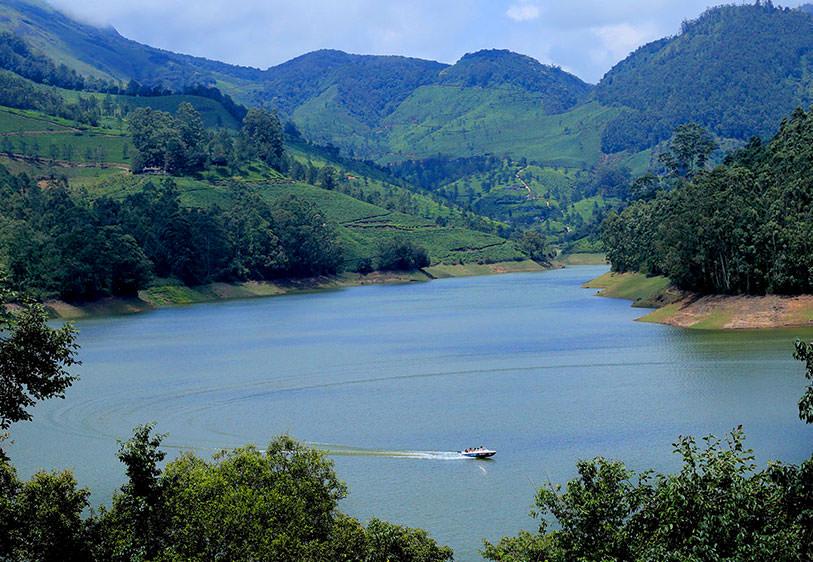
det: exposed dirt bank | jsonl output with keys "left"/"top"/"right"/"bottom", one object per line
{"left": 585, "top": 271, "right": 813, "bottom": 330}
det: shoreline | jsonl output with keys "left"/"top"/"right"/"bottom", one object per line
{"left": 44, "top": 259, "right": 555, "bottom": 320}
{"left": 584, "top": 271, "right": 813, "bottom": 330}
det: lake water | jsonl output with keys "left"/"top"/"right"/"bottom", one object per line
{"left": 9, "top": 266, "right": 813, "bottom": 561}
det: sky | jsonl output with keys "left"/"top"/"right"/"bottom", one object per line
{"left": 47, "top": 0, "right": 806, "bottom": 84}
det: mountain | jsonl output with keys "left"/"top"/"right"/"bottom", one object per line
{"left": 2, "top": 0, "right": 813, "bottom": 173}
{"left": 596, "top": 2, "right": 813, "bottom": 153}
{"left": 259, "top": 50, "right": 447, "bottom": 125}
{"left": 277, "top": 48, "right": 597, "bottom": 163}
{"left": 0, "top": 0, "right": 263, "bottom": 88}
{"left": 0, "top": 1, "right": 597, "bottom": 163}
{"left": 436, "top": 49, "right": 590, "bottom": 113}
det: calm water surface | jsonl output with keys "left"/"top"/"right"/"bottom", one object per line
{"left": 10, "top": 266, "right": 813, "bottom": 561}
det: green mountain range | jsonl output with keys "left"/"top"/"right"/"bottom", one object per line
{"left": 2, "top": 0, "right": 811, "bottom": 170}
{"left": 596, "top": 3, "right": 813, "bottom": 153}
{"left": 1, "top": 0, "right": 812, "bottom": 255}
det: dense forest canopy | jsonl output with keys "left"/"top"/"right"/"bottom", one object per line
{"left": 601, "top": 107, "right": 813, "bottom": 295}
{"left": 258, "top": 50, "right": 447, "bottom": 124}
{"left": 0, "top": 170, "right": 343, "bottom": 301}
{"left": 435, "top": 49, "right": 591, "bottom": 113}
{"left": 596, "top": 2, "right": 813, "bottom": 152}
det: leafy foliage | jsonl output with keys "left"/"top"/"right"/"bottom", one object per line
{"left": 0, "top": 462, "right": 92, "bottom": 561}
{"left": 129, "top": 103, "right": 207, "bottom": 174}
{"left": 0, "top": 274, "right": 79, "bottom": 435}
{"left": 484, "top": 427, "right": 812, "bottom": 561}
{"left": 602, "top": 108, "right": 813, "bottom": 294}
{"left": 3, "top": 426, "right": 452, "bottom": 562}
{"left": 378, "top": 236, "right": 430, "bottom": 271}
{"left": 657, "top": 122, "right": 718, "bottom": 179}
{"left": 238, "top": 107, "right": 284, "bottom": 167}
{"left": 794, "top": 339, "right": 813, "bottom": 424}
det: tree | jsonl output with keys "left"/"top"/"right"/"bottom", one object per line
{"left": 378, "top": 236, "right": 430, "bottom": 271}
{"left": 517, "top": 230, "right": 551, "bottom": 265}
{"left": 483, "top": 427, "right": 804, "bottom": 561}
{"left": 4, "top": 466, "right": 91, "bottom": 561}
{"left": 793, "top": 339, "right": 813, "bottom": 424}
{"left": 99, "top": 428, "right": 453, "bottom": 562}
{"left": 128, "top": 107, "right": 176, "bottom": 173}
{"left": 0, "top": 276, "right": 79, "bottom": 449}
{"left": 102, "top": 423, "right": 172, "bottom": 561}
{"left": 173, "top": 102, "right": 206, "bottom": 173}
{"left": 239, "top": 107, "right": 284, "bottom": 167}
{"left": 271, "top": 195, "right": 343, "bottom": 276}
{"left": 658, "top": 123, "right": 718, "bottom": 179}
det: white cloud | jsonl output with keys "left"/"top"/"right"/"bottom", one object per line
{"left": 506, "top": 1, "right": 540, "bottom": 22}
{"left": 591, "top": 22, "right": 659, "bottom": 62}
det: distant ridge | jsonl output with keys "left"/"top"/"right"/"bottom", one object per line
{"left": 596, "top": 2, "right": 813, "bottom": 152}
{"left": 1, "top": 0, "right": 812, "bottom": 165}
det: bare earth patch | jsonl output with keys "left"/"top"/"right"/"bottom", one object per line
{"left": 639, "top": 294, "right": 813, "bottom": 329}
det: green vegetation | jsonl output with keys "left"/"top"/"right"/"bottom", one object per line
{"left": 583, "top": 271, "right": 673, "bottom": 308}
{"left": 0, "top": 276, "right": 78, "bottom": 443}
{"left": 597, "top": 3, "right": 813, "bottom": 152}
{"left": 1, "top": 428, "right": 453, "bottom": 562}
{"left": 0, "top": 171, "right": 345, "bottom": 301}
{"left": 9, "top": 0, "right": 813, "bottom": 249}
{"left": 483, "top": 427, "right": 812, "bottom": 562}
{"left": 602, "top": 109, "right": 813, "bottom": 295}
{"left": 484, "top": 341, "right": 813, "bottom": 561}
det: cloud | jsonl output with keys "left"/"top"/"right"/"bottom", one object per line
{"left": 506, "top": 1, "right": 540, "bottom": 22}
{"left": 591, "top": 22, "right": 660, "bottom": 62}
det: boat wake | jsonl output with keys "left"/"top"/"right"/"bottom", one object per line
{"left": 314, "top": 444, "right": 469, "bottom": 460}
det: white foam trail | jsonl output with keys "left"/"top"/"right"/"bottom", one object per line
{"left": 395, "top": 451, "right": 466, "bottom": 460}
{"left": 315, "top": 445, "right": 468, "bottom": 460}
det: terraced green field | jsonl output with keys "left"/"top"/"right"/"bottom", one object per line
{"left": 0, "top": 108, "right": 76, "bottom": 133}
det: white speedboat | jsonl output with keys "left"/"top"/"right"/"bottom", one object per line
{"left": 459, "top": 447, "right": 496, "bottom": 458}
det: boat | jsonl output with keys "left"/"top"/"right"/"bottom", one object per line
{"left": 458, "top": 446, "right": 496, "bottom": 458}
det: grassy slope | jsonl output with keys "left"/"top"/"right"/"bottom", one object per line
{"left": 380, "top": 95, "right": 620, "bottom": 166}
{"left": 0, "top": 102, "right": 525, "bottom": 270}
{"left": 582, "top": 271, "right": 674, "bottom": 307}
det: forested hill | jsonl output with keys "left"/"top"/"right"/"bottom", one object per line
{"left": 596, "top": 2, "right": 813, "bottom": 153}
{"left": 4, "top": 0, "right": 813, "bottom": 173}
{"left": 0, "top": 0, "right": 264, "bottom": 87}
{"left": 436, "top": 49, "right": 591, "bottom": 112}
{"left": 601, "top": 106, "right": 813, "bottom": 295}
{"left": 257, "top": 50, "right": 447, "bottom": 125}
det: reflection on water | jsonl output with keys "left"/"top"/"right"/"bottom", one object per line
{"left": 9, "top": 266, "right": 813, "bottom": 561}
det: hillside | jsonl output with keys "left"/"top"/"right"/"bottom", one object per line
{"left": 0, "top": 0, "right": 263, "bottom": 88}
{"left": 259, "top": 50, "right": 447, "bottom": 125}
{"left": 3, "top": 1, "right": 813, "bottom": 166}
{"left": 596, "top": 3, "right": 813, "bottom": 152}
{"left": 436, "top": 49, "right": 590, "bottom": 112}
{"left": 0, "top": 69, "right": 532, "bottom": 306}
{"left": 4, "top": 0, "right": 813, "bottom": 250}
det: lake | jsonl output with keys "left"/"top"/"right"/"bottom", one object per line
{"left": 9, "top": 265, "right": 813, "bottom": 561}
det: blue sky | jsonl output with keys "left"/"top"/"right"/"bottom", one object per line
{"left": 48, "top": 0, "right": 806, "bottom": 83}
